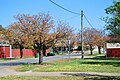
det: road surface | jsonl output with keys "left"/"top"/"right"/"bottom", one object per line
{"left": 0, "top": 53, "right": 81, "bottom": 66}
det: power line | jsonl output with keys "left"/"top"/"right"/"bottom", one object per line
{"left": 49, "top": 0, "right": 80, "bottom": 15}
{"left": 84, "top": 14, "right": 94, "bottom": 28}
{"left": 49, "top": 0, "right": 94, "bottom": 29}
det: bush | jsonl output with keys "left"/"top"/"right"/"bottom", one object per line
{"left": 77, "top": 44, "right": 82, "bottom": 51}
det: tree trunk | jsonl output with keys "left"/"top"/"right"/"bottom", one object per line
{"left": 20, "top": 45, "right": 23, "bottom": 58}
{"left": 38, "top": 44, "right": 45, "bottom": 64}
{"left": 61, "top": 47, "right": 63, "bottom": 54}
{"left": 38, "top": 50, "right": 43, "bottom": 64}
{"left": 43, "top": 45, "right": 46, "bottom": 56}
{"left": 90, "top": 45, "right": 93, "bottom": 55}
{"left": 81, "top": 50, "right": 84, "bottom": 59}
{"left": 98, "top": 46, "right": 101, "bottom": 54}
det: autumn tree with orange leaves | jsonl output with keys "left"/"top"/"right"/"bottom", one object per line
{"left": 94, "top": 30, "right": 106, "bottom": 54}
{"left": 5, "top": 12, "right": 74, "bottom": 64}
{"left": 84, "top": 28, "right": 106, "bottom": 55}
{"left": 0, "top": 25, "right": 6, "bottom": 43}
{"left": 5, "top": 22, "right": 32, "bottom": 58}
{"left": 53, "top": 21, "right": 74, "bottom": 52}
{"left": 9, "top": 13, "right": 55, "bottom": 64}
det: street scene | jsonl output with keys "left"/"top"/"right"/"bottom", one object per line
{"left": 0, "top": 0, "right": 120, "bottom": 80}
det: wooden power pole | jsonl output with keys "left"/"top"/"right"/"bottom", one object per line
{"left": 81, "top": 10, "right": 84, "bottom": 59}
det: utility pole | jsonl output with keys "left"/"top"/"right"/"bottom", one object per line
{"left": 68, "top": 40, "right": 70, "bottom": 59}
{"left": 81, "top": 10, "right": 84, "bottom": 59}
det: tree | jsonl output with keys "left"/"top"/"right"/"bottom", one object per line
{"left": 5, "top": 12, "right": 74, "bottom": 64}
{"left": 0, "top": 25, "right": 5, "bottom": 41}
{"left": 5, "top": 23, "right": 30, "bottom": 58}
{"left": 0, "top": 25, "right": 8, "bottom": 58}
{"left": 11, "top": 13, "right": 55, "bottom": 64}
{"left": 105, "top": 0, "right": 120, "bottom": 42}
{"left": 54, "top": 21, "right": 74, "bottom": 53}
{"left": 0, "top": 25, "right": 5, "bottom": 31}
{"left": 84, "top": 28, "right": 106, "bottom": 54}
{"left": 94, "top": 30, "right": 106, "bottom": 54}
{"left": 84, "top": 28, "right": 99, "bottom": 55}
{"left": 73, "top": 32, "right": 82, "bottom": 51}
{"left": 55, "top": 21, "right": 73, "bottom": 40}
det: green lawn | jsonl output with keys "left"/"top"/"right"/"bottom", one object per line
{"left": 12, "top": 56, "right": 120, "bottom": 73}
{"left": 0, "top": 76, "right": 120, "bottom": 80}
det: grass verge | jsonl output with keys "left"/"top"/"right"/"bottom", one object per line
{"left": 11, "top": 57, "right": 120, "bottom": 73}
{"left": 0, "top": 76, "right": 120, "bottom": 80}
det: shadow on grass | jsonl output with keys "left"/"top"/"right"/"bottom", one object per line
{"left": 82, "top": 62, "right": 120, "bottom": 67}
{"left": 82, "top": 56, "right": 120, "bottom": 67}
{"left": 62, "top": 73, "right": 102, "bottom": 77}
{"left": 62, "top": 73, "right": 120, "bottom": 80}
{"left": 84, "top": 76, "right": 120, "bottom": 80}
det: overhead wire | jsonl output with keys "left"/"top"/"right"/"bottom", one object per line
{"left": 49, "top": 0, "right": 80, "bottom": 15}
{"left": 84, "top": 14, "right": 99, "bottom": 33}
{"left": 49, "top": 0, "right": 94, "bottom": 29}
{"left": 83, "top": 14, "right": 94, "bottom": 29}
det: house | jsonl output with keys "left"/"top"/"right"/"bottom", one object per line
{"left": 106, "top": 43, "right": 120, "bottom": 58}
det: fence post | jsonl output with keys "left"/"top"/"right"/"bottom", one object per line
{"left": 10, "top": 45, "right": 12, "bottom": 58}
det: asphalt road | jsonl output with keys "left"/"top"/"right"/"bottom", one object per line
{"left": 0, "top": 53, "right": 81, "bottom": 66}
